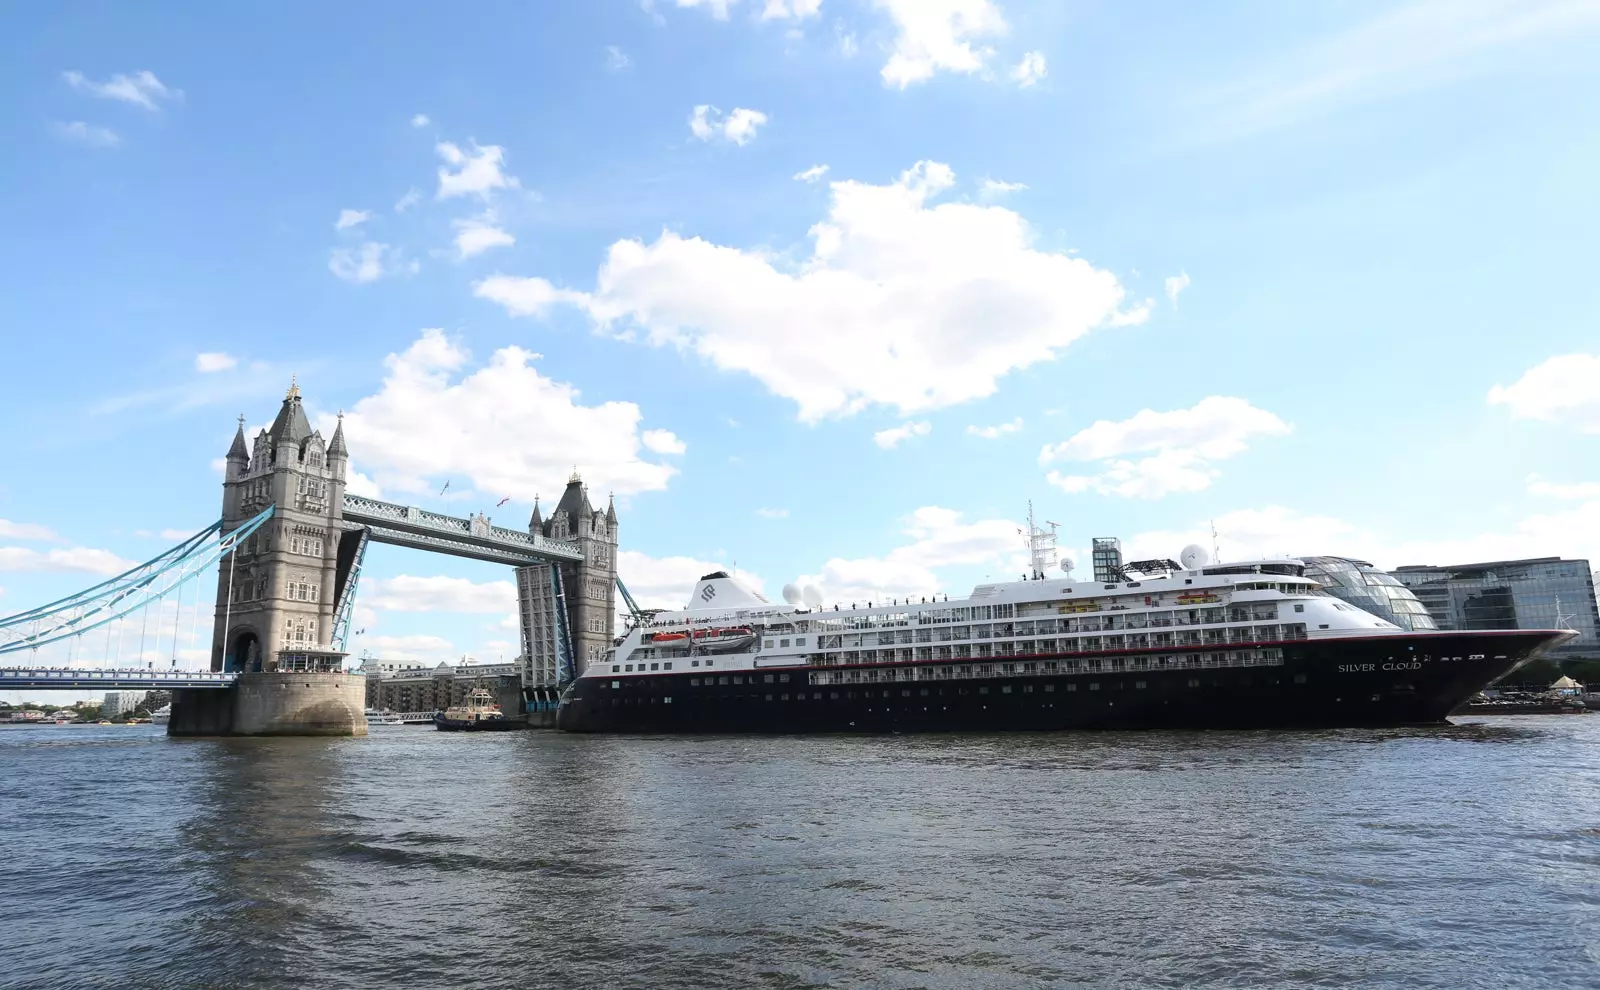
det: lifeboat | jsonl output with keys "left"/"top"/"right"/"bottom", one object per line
{"left": 650, "top": 632, "right": 687, "bottom": 643}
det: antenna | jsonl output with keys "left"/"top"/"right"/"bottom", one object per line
{"left": 1210, "top": 519, "right": 1221, "bottom": 564}
{"left": 1026, "top": 500, "right": 1059, "bottom": 579}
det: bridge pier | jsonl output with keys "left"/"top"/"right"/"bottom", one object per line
{"left": 169, "top": 671, "right": 367, "bottom": 737}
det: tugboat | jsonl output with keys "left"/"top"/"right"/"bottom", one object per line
{"left": 433, "top": 686, "right": 520, "bottom": 731}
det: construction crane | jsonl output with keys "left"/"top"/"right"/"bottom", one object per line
{"left": 616, "top": 576, "right": 645, "bottom": 623}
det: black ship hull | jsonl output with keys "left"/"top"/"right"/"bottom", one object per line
{"left": 556, "top": 630, "right": 1567, "bottom": 733}
{"left": 433, "top": 714, "right": 522, "bottom": 731}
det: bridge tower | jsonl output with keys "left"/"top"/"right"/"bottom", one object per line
{"left": 212, "top": 380, "right": 349, "bottom": 673}
{"left": 515, "top": 472, "right": 617, "bottom": 698}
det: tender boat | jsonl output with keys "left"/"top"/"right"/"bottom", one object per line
{"left": 434, "top": 687, "right": 521, "bottom": 731}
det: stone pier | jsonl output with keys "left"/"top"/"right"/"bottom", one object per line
{"left": 169, "top": 671, "right": 367, "bottom": 737}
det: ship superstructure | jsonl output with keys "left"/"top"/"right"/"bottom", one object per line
{"left": 556, "top": 539, "right": 1574, "bottom": 733}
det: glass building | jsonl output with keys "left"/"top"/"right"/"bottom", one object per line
{"left": 1391, "top": 557, "right": 1599, "bottom": 659}
{"left": 1299, "top": 557, "right": 1439, "bottom": 631}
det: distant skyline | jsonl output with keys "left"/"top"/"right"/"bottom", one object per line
{"left": 2, "top": 0, "right": 1599, "bottom": 676}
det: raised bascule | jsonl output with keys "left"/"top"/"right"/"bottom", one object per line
{"left": 0, "top": 381, "right": 618, "bottom": 736}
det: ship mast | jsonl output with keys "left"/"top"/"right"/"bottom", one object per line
{"left": 1026, "top": 501, "right": 1060, "bottom": 580}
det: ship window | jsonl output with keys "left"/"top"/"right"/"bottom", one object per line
{"left": 625, "top": 664, "right": 633, "bottom": 672}
{"left": 1294, "top": 604, "right": 1305, "bottom": 612}
{"left": 795, "top": 637, "right": 806, "bottom": 646}
{"left": 779, "top": 674, "right": 790, "bottom": 683}
{"left": 780, "top": 639, "right": 790, "bottom": 647}
{"left": 690, "top": 660, "right": 699, "bottom": 667}
{"left": 663, "top": 663, "right": 672, "bottom": 671}
{"left": 611, "top": 665, "right": 619, "bottom": 673}
{"left": 718, "top": 676, "right": 729, "bottom": 685}
{"left": 648, "top": 663, "right": 658, "bottom": 671}
{"left": 1066, "top": 683, "right": 1077, "bottom": 692}
{"left": 611, "top": 681, "right": 620, "bottom": 688}
{"left": 764, "top": 674, "right": 774, "bottom": 683}
{"left": 1044, "top": 684, "right": 1055, "bottom": 692}
{"left": 1188, "top": 678, "right": 1200, "bottom": 687}
{"left": 764, "top": 639, "right": 774, "bottom": 648}
{"left": 979, "top": 687, "right": 990, "bottom": 695}
{"left": 733, "top": 676, "right": 744, "bottom": 684}
{"left": 664, "top": 697, "right": 672, "bottom": 704}
{"left": 1136, "top": 680, "right": 1146, "bottom": 689}
{"left": 1319, "top": 624, "right": 1329, "bottom": 629}
{"left": 1001, "top": 686, "right": 1012, "bottom": 694}
{"left": 690, "top": 678, "right": 699, "bottom": 686}
{"left": 1090, "top": 682, "right": 1100, "bottom": 691}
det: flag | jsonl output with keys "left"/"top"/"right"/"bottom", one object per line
{"left": 496, "top": 496, "right": 510, "bottom": 507}
{"left": 438, "top": 480, "right": 451, "bottom": 496}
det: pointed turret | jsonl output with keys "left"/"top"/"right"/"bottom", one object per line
{"left": 268, "top": 377, "right": 314, "bottom": 448}
{"left": 225, "top": 414, "right": 250, "bottom": 481}
{"left": 528, "top": 496, "right": 543, "bottom": 536}
{"left": 605, "top": 493, "right": 617, "bottom": 526}
{"left": 328, "top": 413, "right": 348, "bottom": 458}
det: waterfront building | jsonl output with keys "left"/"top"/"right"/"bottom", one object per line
{"left": 514, "top": 473, "right": 618, "bottom": 696}
{"left": 364, "top": 660, "right": 520, "bottom": 714}
{"left": 1298, "top": 557, "right": 1439, "bottom": 631}
{"left": 101, "top": 691, "right": 148, "bottom": 717}
{"left": 1392, "top": 557, "right": 1599, "bottom": 658}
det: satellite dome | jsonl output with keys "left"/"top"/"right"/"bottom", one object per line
{"left": 1180, "top": 544, "right": 1210, "bottom": 569}
{"left": 781, "top": 583, "right": 803, "bottom": 605}
{"left": 1060, "top": 558, "right": 1075, "bottom": 575}
{"left": 801, "top": 585, "right": 824, "bottom": 609}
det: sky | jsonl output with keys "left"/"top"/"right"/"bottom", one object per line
{"left": 3, "top": 0, "right": 1599, "bottom": 686}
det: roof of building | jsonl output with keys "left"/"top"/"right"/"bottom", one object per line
{"left": 550, "top": 475, "right": 591, "bottom": 527}
{"left": 266, "top": 388, "right": 315, "bottom": 447}
{"left": 1393, "top": 557, "right": 1569, "bottom": 574}
{"left": 328, "top": 414, "right": 347, "bottom": 456}
{"left": 226, "top": 420, "right": 249, "bottom": 461}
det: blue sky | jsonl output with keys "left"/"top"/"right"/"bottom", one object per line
{"left": 3, "top": 0, "right": 1599, "bottom": 677}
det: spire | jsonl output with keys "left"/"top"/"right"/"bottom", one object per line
{"left": 528, "top": 495, "right": 543, "bottom": 534}
{"left": 286, "top": 374, "right": 301, "bottom": 400}
{"left": 328, "top": 412, "right": 348, "bottom": 457}
{"left": 227, "top": 414, "right": 249, "bottom": 461}
{"left": 605, "top": 492, "right": 617, "bottom": 525}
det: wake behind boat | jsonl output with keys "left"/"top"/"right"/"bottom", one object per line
{"left": 557, "top": 515, "right": 1575, "bottom": 734}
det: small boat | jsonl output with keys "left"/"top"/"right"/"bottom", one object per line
{"left": 434, "top": 687, "right": 521, "bottom": 732}
{"left": 151, "top": 705, "right": 171, "bottom": 726}
{"left": 364, "top": 707, "right": 405, "bottom": 727}
{"left": 650, "top": 632, "right": 687, "bottom": 642}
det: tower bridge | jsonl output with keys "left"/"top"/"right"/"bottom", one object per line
{"left": 0, "top": 381, "right": 621, "bottom": 736}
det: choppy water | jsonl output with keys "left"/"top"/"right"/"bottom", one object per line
{"left": 2, "top": 719, "right": 1598, "bottom": 990}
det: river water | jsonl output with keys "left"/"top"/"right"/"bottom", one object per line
{"left": 2, "top": 718, "right": 1598, "bottom": 990}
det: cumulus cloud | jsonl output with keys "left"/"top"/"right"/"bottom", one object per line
{"left": 436, "top": 141, "right": 520, "bottom": 200}
{"left": 668, "top": 0, "right": 739, "bottom": 18}
{"left": 329, "top": 242, "right": 414, "bottom": 283}
{"left": 795, "top": 506, "right": 1025, "bottom": 604}
{"left": 1526, "top": 474, "right": 1600, "bottom": 500}
{"left": 617, "top": 549, "right": 766, "bottom": 612}
{"left": 360, "top": 633, "right": 457, "bottom": 665}
{"left": 1011, "top": 50, "right": 1047, "bottom": 87}
{"left": 63, "top": 69, "right": 181, "bottom": 110}
{"left": 641, "top": 429, "right": 687, "bottom": 454}
{"left": 331, "top": 329, "right": 681, "bottom": 500}
{"left": 794, "top": 163, "right": 830, "bottom": 182}
{"left": 1488, "top": 353, "right": 1600, "bottom": 432}
{"left": 335, "top": 208, "right": 372, "bottom": 231}
{"left": 0, "top": 546, "right": 135, "bottom": 576}
{"left": 0, "top": 520, "right": 57, "bottom": 541}
{"left": 605, "top": 46, "right": 631, "bottom": 70}
{"left": 364, "top": 575, "right": 517, "bottom": 614}
{"left": 52, "top": 121, "right": 120, "bottom": 148}
{"left": 394, "top": 188, "right": 422, "bottom": 214}
{"left": 194, "top": 352, "right": 237, "bottom": 373}
{"left": 762, "top": 0, "right": 823, "bottom": 19}
{"left": 1165, "top": 271, "right": 1191, "bottom": 306}
{"left": 452, "top": 211, "right": 516, "bottom": 258}
{"left": 874, "top": 420, "right": 931, "bottom": 449}
{"left": 411, "top": 113, "right": 431, "bottom": 128}
{"left": 877, "top": 0, "right": 1008, "bottom": 89}
{"left": 474, "top": 160, "right": 1143, "bottom": 422}
{"left": 978, "top": 177, "right": 1027, "bottom": 200}
{"left": 689, "top": 105, "right": 769, "bottom": 145}
{"left": 967, "top": 417, "right": 1022, "bottom": 438}
{"left": 1041, "top": 396, "right": 1291, "bottom": 498}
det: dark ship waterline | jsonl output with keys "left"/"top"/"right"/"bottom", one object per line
{"left": 557, "top": 541, "right": 1575, "bottom": 733}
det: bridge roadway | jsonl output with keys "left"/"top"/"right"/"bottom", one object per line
{"left": 341, "top": 494, "right": 582, "bottom": 566}
{"left": 0, "top": 667, "right": 238, "bottom": 689}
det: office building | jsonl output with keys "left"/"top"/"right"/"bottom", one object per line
{"left": 1392, "top": 557, "right": 1599, "bottom": 658}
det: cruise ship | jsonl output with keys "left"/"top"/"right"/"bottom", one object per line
{"left": 555, "top": 530, "right": 1574, "bottom": 734}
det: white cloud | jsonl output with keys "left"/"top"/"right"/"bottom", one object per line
{"left": 874, "top": 420, "right": 931, "bottom": 449}
{"left": 62, "top": 70, "right": 181, "bottom": 110}
{"left": 1165, "top": 271, "right": 1191, "bottom": 307}
{"left": 796, "top": 506, "right": 1025, "bottom": 604}
{"left": 1011, "top": 50, "right": 1047, "bottom": 87}
{"left": 158, "top": 528, "right": 195, "bottom": 541}
{"left": 436, "top": 141, "right": 520, "bottom": 200}
{"left": 669, "top": 0, "right": 739, "bottom": 18}
{"left": 194, "top": 352, "right": 237, "bottom": 373}
{"left": 0, "top": 546, "right": 134, "bottom": 576}
{"left": 605, "top": 46, "right": 631, "bottom": 70}
{"left": 52, "top": 121, "right": 120, "bottom": 148}
{"left": 364, "top": 575, "right": 517, "bottom": 614}
{"left": 394, "top": 188, "right": 422, "bottom": 214}
{"left": 411, "top": 113, "right": 431, "bottom": 128}
{"left": 1526, "top": 475, "right": 1600, "bottom": 500}
{"left": 332, "top": 329, "right": 681, "bottom": 500}
{"left": 329, "top": 242, "right": 413, "bottom": 284}
{"left": 837, "top": 22, "right": 860, "bottom": 56}
{"left": 641, "top": 429, "right": 687, "bottom": 454}
{"left": 452, "top": 211, "right": 516, "bottom": 258}
{"left": 1041, "top": 396, "right": 1291, "bottom": 498}
{"left": 689, "top": 105, "right": 769, "bottom": 145}
{"left": 475, "top": 160, "right": 1144, "bottom": 422}
{"left": 1189, "top": 0, "right": 1600, "bottom": 142}
{"left": 345, "top": 468, "right": 382, "bottom": 499}
{"left": 1488, "top": 353, "right": 1600, "bottom": 432}
{"left": 617, "top": 549, "right": 766, "bottom": 611}
{"left": 877, "top": 0, "right": 1008, "bottom": 89}
{"left": 978, "top": 177, "right": 1026, "bottom": 200}
{"left": 794, "top": 163, "right": 830, "bottom": 182}
{"left": 755, "top": 507, "right": 790, "bottom": 519}
{"left": 361, "top": 633, "right": 457, "bottom": 665}
{"left": 967, "top": 417, "right": 1022, "bottom": 439}
{"left": 335, "top": 208, "right": 372, "bottom": 231}
{"left": 762, "top": 0, "right": 822, "bottom": 19}
{"left": 0, "top": 520, "right": 57, "bottom": 541}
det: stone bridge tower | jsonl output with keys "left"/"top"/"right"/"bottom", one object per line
{"left": 515, "top": 472, "right": 618, "bottom": 695}
{"left": 212, "top": 381, "right": 349, "bottom": 672}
